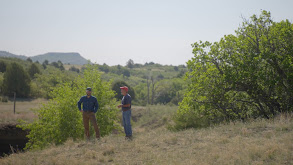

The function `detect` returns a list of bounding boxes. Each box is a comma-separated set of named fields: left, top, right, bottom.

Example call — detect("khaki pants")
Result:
left=82, top=111, right=100, bottom=139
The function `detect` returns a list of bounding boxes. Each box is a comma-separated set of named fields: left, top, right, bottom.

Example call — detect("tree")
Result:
left=150, top=76, right=158, bottom=105
left=157, top=74, right=164, bottom=80
left=126, top=59, right=134, bottom=68
left=69, top=66, right=80, bottom=73
left=146, top=76, right=150, bottom=104
left=155, top=78, right=186, bottom=105
left=42, top=60, right=49, bottom=69
left=175, top=11, right=293, bottom=129
left=174, top=66, right=179, bottom=71
left=122, top=68, right=130, bottom=77
left=51, top=62, right=59, bottom=68
left=19, top=65, right=119, bottom=149
left=28, top=63, right=41, bottom=78
left=144, top=73, right=152, bottom=104
left=2, top=62, right=31, bottom=97
left=133, top=82, right=148, bottom=106
left=99, top=63, right=110, bottom=73
left=33, top=66, right=77, bottom=99
left=26, top=57, right=32, bottom=63
left=51, top=61, right=65, bottom=71
left=0, top=61, right=6, bottom=72
left=43, top=60, right=49, bottom=65
left=57, top=60, right=65, bottom=71
left=112, top=80, right=135, bottom=101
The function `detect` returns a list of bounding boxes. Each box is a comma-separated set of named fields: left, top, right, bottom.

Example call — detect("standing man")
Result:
left=78, top=87, right=100, bottom=140
left=118, top=86, right=132, bottom=140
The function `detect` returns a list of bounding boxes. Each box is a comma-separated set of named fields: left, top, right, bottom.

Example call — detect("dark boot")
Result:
left=125, top=135, right=133, bottom=141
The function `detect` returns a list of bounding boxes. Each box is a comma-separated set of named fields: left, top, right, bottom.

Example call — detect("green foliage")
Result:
left=33, top=66, right=77, bottom=98
left=98, top=64, right=131, bottom=77
left=69, top=66, right=80, bottom=73
left=50, top=60, right=65, bottom=71
left=112, top=80, right=135, bottom=100
left=2, top=62, right=31, bottom=97
left=0, top=73, right=3, bottom=94
left=133, top=82, right=148, bottom=105
left=174, top=66, right=179, bottom=71
left=171, top=107, right=210, bottom=130
left=154, top=78, right=186, bottom=105
left=43, top=60, right=49, bottom=65
left=28, top=63, right=41, bottom=78
left=18, top=65, right=119, bottom=150
left=0, top=60, right=6, bottom=72
left=42, top=60, right=49, bottom=69
left=126, top=59, right=134, bottom=68
left=175, top=11, right=293, bottom=129
left=26, top=58, right=33, bottom=63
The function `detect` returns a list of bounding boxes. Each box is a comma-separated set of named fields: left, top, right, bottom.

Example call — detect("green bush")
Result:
left=174, top=11, right=293, bottom=129
left=18, top=64, right=120, bottom=150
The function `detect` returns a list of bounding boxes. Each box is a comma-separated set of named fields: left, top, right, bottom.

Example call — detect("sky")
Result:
left=0, top=0, right=293, bottom=66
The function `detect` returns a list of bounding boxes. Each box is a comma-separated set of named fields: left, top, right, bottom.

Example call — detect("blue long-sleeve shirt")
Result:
left=77, top=95, right=99, bottom=113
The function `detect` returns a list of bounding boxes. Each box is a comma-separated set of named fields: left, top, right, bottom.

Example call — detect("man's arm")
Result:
left=94, top=98, right=99, bottom=113
left=121, top=104, right=131, bottom=107
left=77, top=97, right=83, bottom=111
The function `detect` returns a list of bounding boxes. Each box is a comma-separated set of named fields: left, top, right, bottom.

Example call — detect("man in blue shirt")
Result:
left=117, top=86, right=132, bottom=140
left=78, top=87, right=100, bottom=140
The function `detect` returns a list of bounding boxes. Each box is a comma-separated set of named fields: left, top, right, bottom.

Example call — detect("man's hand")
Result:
left=117, top=105, right=122, bottom=108
left=80, top=110, right=84, bottom=113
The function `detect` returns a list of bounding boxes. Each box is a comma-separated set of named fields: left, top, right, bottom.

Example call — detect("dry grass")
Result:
left=63, top=64, right=84, bottom=70
left=1, top=106, right=292, bottom=165
left=0, top=98, right=47, bottom=124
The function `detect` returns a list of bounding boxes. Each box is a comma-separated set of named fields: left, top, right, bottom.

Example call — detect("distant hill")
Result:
left=0, top=51, right=27, bottom=60
left=31, top=52, right=89, bottom=65
left=0, top=51, right=89, bottom=65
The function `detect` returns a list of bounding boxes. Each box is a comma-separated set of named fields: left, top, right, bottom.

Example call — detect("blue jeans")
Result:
left=122, top=110, right=132, bottom=136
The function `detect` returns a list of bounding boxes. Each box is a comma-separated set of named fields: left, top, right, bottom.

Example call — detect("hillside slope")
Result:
left=0, top=106, right=292, bottom=165
left=0, top=51, right=27, bottom=60
left=31, top=52, right=89, bottom=65
left=0, top=51, right=89, bottom=65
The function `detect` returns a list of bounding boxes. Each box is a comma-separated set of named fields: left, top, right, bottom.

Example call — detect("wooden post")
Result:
left=13, top=92, right=16, bottom=114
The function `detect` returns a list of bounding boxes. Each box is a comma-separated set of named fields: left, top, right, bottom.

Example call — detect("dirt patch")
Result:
left=0, top=123, right=29, bottom=157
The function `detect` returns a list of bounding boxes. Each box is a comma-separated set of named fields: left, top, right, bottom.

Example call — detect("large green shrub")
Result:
left=174, top=11, right=293, bottom=129
left=2, top=62, right=31, bottom=97
left=19, top=65, right=120, bottom=150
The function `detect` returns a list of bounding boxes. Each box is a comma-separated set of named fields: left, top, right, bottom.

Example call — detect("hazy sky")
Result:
left=1, top=0, right=292, bottom=66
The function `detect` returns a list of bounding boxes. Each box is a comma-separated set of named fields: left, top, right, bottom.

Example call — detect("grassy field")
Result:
left=0, top=98, right=47, bottom=124
left=0, top=105, right=292, bottom=164
left=63, top=64, right=84, bottom=70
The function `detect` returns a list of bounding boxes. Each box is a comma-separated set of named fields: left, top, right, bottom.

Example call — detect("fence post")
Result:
left=13, top=92, right=16, bottom=114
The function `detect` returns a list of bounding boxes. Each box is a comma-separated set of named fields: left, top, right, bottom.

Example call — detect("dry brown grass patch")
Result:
left=1, top=108, right=292, bottom=165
